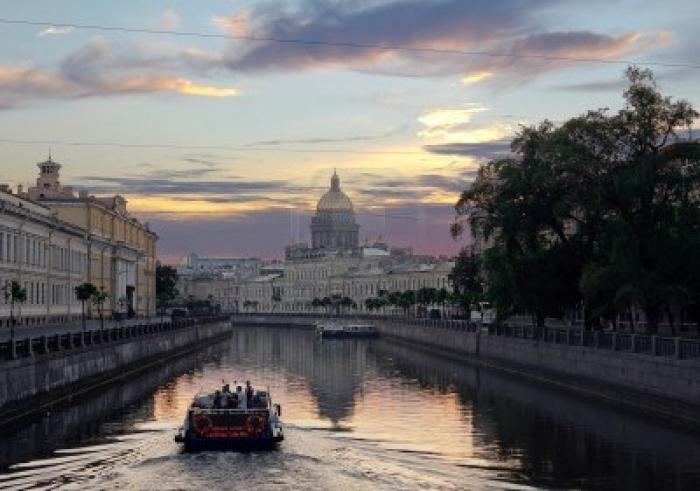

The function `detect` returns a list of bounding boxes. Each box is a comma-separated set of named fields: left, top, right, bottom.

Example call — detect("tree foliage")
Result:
left=2, top=280, right=26, bottom=328
left=156, top=263, right=179, bottom=305
left=75, top=282, right=98, bottom=330
left=455, top=67, right=700, bottom=331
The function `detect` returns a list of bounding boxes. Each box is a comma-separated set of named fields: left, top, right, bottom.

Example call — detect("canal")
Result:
left=1, top=326, right=698, bottom=489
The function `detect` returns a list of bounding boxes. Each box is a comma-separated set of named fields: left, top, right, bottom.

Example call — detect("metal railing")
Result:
left=0, top=315, right=230, bottom=362
left=230, top=312, right=700, bottom=360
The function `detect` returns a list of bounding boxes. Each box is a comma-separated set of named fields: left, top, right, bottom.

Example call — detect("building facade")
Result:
left=0, top=188, right=88, bottom=326
left=0, top=156, right=157, bottom=325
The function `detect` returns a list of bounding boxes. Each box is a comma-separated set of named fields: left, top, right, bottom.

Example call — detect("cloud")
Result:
left=418, top=104, right=518, bottom=144
left=37, top=26, right=74, bottom=37
left=162, top=9, right=180, bottom=30
left=249, top=130, right=396, bottom=146
left=423, top=140, right=512, bottom=158
left=77, top=175, right=295, bottom=196
left=418, top=105, right=489, bottom=138
left=212, top=11, right=251, bottom=37
left=0, top=39, right=239, bottom=108
left=462, top=71, right=494, bottom=84
left=552, top=64, right=691, bottom=92
left=218, top=0, right=661, bottom=80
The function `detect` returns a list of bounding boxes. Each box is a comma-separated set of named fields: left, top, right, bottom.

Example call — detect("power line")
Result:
left=0, top=17, right=698, bottom=70
left=0, top=138, right=427, bottom=155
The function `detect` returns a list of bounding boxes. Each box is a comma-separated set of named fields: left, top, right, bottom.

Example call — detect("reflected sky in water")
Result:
left=1, top=326, right=699, bottom=490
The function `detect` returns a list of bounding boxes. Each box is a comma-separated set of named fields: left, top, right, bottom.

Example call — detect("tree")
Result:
left=454, top=66, right=700, bottom=332
left=2, top=281, right=27, bottom=339
left=398, top=290, right=416, bottom=316
left=156, top=263, right=179, bottom=318
left=321, top=296, right=334, bottom=315
left=92, top=288, right=109, bottom=331
left=74, top=282, right=98, bottom=331
left=414, top=287, right=436, bottom=317
left=340, top=296, right=356, bottom=313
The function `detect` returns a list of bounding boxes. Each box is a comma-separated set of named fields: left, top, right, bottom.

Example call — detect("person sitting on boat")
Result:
left=236, top=385, right=247, bottom=410
left=245, top=381, right=254, bottom=406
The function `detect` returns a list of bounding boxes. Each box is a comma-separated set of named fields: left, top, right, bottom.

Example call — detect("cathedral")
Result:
left=310, top=171, right=360, bottom=252
left=179, top=169, right=454, bottom=314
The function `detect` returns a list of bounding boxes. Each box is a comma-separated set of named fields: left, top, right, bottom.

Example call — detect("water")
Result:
left=1, top=326, right=699, bottom=490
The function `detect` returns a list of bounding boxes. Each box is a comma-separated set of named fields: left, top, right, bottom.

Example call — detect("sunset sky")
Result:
left=1, top=0, right=698, bottom=262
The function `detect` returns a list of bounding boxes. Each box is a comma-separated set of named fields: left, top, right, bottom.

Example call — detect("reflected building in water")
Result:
left=230, top=327, right=367, bottom=423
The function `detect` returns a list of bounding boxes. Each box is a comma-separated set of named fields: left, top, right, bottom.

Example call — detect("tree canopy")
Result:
left=454, top=67, right=700, bottom=331
left=156, top=263, right=179, bottom=308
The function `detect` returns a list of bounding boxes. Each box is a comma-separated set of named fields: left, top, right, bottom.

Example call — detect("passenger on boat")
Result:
left=236, top=385, right=247, bottom=410
left=245, top=381, right=254, bottom=406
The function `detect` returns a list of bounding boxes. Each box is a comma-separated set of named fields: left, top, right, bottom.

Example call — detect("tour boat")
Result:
left=175, top=383, right=283, bottom=451
left=315, top=322, right=378, bottom=338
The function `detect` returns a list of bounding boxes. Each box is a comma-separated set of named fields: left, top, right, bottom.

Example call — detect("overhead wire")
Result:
left=0, top=17, right=698, bottom=70
left=0, top=138, right=445, bottom=156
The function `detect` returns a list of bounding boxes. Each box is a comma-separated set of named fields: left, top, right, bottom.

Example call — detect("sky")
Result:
left=0, top=0, right=698, bottom=262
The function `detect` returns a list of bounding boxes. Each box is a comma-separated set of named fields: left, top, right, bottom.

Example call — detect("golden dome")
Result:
left=316, top=171, right=354, bottom=212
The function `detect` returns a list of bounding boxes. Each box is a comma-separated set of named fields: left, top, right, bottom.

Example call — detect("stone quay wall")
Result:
left=231, top=314, right=700, bottom=427
left=0, top=317, right=232, bottom=420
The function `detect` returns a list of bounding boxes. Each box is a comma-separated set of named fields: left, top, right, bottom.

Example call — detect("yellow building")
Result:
left=25, top=156, right=157, bottom=318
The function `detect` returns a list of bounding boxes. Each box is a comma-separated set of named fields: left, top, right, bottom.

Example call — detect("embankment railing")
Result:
left=230, top=312, right=700, bottom=360
left=0, top=315, right=230, bottom=362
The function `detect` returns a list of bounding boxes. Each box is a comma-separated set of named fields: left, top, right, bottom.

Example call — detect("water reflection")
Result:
left=0, top=326, right=698, bottom=490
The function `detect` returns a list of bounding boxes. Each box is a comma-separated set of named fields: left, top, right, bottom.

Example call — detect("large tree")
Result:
left=455, top=67, right=700, bottom=331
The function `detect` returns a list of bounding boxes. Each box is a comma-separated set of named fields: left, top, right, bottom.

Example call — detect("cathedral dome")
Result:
left=316, top=171, right=354, bottom=212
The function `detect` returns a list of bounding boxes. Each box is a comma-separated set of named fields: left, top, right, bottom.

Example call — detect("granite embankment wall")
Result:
left=232, top=314, right=700, bottom=426
left=0, top=318, right=232, bottom=421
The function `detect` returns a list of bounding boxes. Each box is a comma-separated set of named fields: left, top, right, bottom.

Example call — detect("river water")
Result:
left=1, top=326, right=699, bottom=490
